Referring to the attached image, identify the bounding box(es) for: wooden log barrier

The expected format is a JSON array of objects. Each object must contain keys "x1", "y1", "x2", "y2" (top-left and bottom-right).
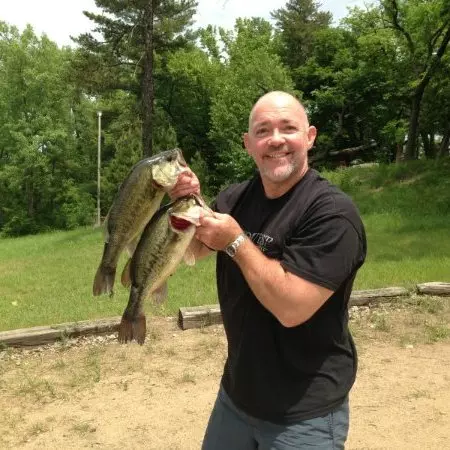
[
  {"x1": 0, "y1": 317, "x2": 121, "y2": 348},
  {"x1": 178, "y1": 287, "x2": 411, "y2": 330},
  {"x1": 178, "y1": 304, "x2": 222, "y2": 330},
  {"x1": 2, "y1": 284, "x2": 448, "y2": 346},
  {"x1": 349, "y1": 287, "x2": 409, "y2": 306},
  {"x1": 416, "y1": 282, "x2": 450, "y2": 296}
]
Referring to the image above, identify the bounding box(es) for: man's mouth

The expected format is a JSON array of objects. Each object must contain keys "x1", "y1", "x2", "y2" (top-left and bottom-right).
[{"x1": 266, "y1": 152, "x2": 290, "y2": 159}]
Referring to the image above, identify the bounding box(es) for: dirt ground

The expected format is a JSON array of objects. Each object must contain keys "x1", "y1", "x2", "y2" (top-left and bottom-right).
[{"x1": 0, "y1": 299, "x2": 449, "y2": 450}]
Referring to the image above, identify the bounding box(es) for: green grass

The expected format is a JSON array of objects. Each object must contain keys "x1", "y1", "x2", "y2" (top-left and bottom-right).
[
  {"x1": 323, "y1": 158, "x2": 450, "y2": 290},
  {"x1": 0, "y1": 227, "x2": 217, "y2": 331},
  {"x1": 0, "y1": 158, "x2": 449, "y2": 331}
]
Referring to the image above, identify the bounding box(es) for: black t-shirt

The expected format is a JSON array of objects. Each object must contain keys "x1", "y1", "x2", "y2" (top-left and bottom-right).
[{"x1": 214, "y1": 168, "x2": 367, "y2": 424}]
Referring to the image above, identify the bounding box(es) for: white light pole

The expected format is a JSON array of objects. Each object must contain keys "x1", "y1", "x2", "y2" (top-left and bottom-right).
[{"x1": 97, "y1": 111, "x2": 102, "y2": 227}]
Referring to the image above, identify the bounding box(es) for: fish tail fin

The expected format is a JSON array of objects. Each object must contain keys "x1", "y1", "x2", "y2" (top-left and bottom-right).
[
  {"x1": 93, "y1": 264, "x2": 116, "y2": 296},
  {"x1": 121, "y1": 258, "x2": 132, "y2": 288},
  {"x1": 118, "y1": 286, "x2": 146, "y2": 345}
]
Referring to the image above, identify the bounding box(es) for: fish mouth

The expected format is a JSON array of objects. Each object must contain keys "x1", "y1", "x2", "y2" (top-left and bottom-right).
[
  {"x1": 169, "y1": 214, "x2": 197, "y2": 231},
  {"x1": 168, "y1": 195, "x2": 211, "y2": 231}
]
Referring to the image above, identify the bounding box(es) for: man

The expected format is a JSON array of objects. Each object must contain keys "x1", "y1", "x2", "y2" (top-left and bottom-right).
[{"x1": 171, "y1": 91, "x2": 366, "y2": 449}]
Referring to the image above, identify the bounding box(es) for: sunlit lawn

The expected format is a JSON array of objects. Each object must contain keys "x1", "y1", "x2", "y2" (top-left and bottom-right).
[
  {"x1": 0, "y1": 227, "x2": 217, "y2": 331},
  {"x1": 0, "y1": 159, "x2": 449, "y2": 331}
]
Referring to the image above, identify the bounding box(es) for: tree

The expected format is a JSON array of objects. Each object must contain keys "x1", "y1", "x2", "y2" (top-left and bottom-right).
[
  {"x1": 380, "y1": 0, "x2": 450, "y2": 160},
  {"x1": 0, "y1": 23, "x2": 96, "y2": 235},
  {"x1": 272, "y1": 0, "x2": 332, "y2": 65},
  {"x1": 271, "y1": 0, "x2": 332, "y2": 86},
  {"x1": 207, "y1": 18, "x2": 295, "y2": 191},
  {"x1": 420, "y1": 52, "x2": 450, "y2": 159},
  {"x1": 162, "y1": 26, "x2": 222, "y2": 163},
  {"x1": 73, "y1": 0, "x2": 198, "y2": 156}
]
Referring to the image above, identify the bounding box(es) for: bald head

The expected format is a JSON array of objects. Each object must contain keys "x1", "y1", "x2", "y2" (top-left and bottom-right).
[{"x1": 248, "y1": 91, "x2": 309, "y2": 131}]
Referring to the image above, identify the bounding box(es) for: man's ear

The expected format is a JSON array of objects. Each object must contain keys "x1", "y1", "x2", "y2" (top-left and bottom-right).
[
  {"x1": 307, "y1": 126, "x2": 317, "y2": 150},
  {"x1": 243, "y1": 132, "x2": 250, "y2": 154}
]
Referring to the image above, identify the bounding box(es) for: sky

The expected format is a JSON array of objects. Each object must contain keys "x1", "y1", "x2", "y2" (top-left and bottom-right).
[{"x1": 0, "y1": 0, "x2": 367, "y2": 47}]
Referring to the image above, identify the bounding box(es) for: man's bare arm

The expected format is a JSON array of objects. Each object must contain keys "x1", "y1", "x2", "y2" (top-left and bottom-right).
[{"x1": 195, "y1": 213, "x2": 333, "y2": 327}]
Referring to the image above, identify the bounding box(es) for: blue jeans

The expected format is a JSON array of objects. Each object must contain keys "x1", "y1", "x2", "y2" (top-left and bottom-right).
[{"x1": 202, "y1": 386, "x2": 349, "y2": 450}]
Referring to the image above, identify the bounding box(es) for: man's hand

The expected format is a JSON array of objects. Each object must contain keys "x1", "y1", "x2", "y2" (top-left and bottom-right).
[
  {"x1": 195, "y1": 212, "x2": 244, "y2": 251},
  {"x1": 169, "y1": 169, "x2": 200, "y2": 199}
]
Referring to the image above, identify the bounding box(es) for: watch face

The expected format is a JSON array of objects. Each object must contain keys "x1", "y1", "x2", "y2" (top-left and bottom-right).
[
  {"x1": 225, "y1": 246, "x2": 235, "y2": 257},
  {"x1": 225, "y1": 234, "x2": 244, "y2": 257}
]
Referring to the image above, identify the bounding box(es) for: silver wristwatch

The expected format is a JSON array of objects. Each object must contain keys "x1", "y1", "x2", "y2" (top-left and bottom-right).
[{"x1": 224, "y1": 233, "x2": 246, "y2": 258}]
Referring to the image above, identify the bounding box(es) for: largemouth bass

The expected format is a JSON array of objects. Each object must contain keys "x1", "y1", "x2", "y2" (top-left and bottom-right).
[
  {"x1": 118, "y1": 194, "x2": 212, "y2": 344},
  {"x1": 93, "y1": 148, "x2": 188, "y2": 296}
]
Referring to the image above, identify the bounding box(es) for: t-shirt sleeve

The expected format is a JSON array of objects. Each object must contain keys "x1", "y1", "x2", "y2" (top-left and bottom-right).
[
  {"x1": 281, "y1": 214, "x2": 364, "y2": 291},
  {"x1": 213, "y1": 180, "x2": 251, "y2": 214}
]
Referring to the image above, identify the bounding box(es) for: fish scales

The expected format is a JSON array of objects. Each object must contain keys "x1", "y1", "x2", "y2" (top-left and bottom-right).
[
  {"x1": 118, "y1": 195, "x2": 209, "y2": 344},
  {"x1": 92, "y1": 148, "x2": 187, "y2": 296}
]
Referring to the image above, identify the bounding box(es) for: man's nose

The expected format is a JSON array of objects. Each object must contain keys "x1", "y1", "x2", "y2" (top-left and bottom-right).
[{"x1": 268, "y1": 129, "x2": 285, "y2": 146}]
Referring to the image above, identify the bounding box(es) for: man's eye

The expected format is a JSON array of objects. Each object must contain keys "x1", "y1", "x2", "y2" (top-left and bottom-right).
[
  {"x1": 284, "y1": 126, "x2": 298, "y2": 133},
  {"x1": 255, "y1": 129, "x2": 268, "y2": 136}
]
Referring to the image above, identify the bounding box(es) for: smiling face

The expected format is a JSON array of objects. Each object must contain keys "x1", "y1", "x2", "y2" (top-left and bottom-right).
[{"x1": 243, "y1": 92, "x2": 317, "y2": 197}]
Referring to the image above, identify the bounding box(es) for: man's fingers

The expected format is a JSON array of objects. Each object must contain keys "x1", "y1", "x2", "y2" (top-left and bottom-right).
[{"x1": 169, "y1": 170, "x2": 201, "y2": 199}]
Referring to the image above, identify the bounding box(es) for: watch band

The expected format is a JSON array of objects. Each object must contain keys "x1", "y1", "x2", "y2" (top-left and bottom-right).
[{"x1": 224, "y1": 233, "x2": 246, "y2": 258}]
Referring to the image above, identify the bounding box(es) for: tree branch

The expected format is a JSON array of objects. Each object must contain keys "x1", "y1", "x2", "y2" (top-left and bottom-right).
[
  {"x1": 430, "y1": 17, "x2": 450, "y2": 55},
  {"x1": 418, "y1": 22, "x2": 450, "y2": 92},
  {"x1": 386, "y1": 0, "x2": 415, "y2": 55}
]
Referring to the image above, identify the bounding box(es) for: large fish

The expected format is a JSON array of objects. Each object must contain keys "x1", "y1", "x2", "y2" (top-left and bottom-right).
[
  {"x1": 93, "y1": 148, "x2": 188, "y2": 297},
  {"x1": 118, "y1": 194, "x2": 212, "y2": 344}
]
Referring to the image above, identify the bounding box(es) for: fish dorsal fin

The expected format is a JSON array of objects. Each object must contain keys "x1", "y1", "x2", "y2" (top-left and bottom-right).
[
  {"x1": 152, "y1": 282, "x2": 168, "y2": 305},
  {"x1": 121, "y1": 258, "x2": 132, "y2": 288},
  {"x1": 183, "y1": 247, "x2": 196, "y2": 266}
]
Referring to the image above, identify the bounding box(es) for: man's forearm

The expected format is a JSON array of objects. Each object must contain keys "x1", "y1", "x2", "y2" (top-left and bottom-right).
[{"x1": 232, "y1": 238, "x2": 331, "y2": 327}]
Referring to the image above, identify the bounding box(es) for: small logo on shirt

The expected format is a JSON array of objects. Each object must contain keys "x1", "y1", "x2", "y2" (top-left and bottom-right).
[{"x1": 245, "y1": 232, "x2": 274, "y2": 253}]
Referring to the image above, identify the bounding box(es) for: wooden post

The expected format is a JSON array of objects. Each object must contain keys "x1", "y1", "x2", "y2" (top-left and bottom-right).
[{"x1": 416, "y1": 282, "x2": 450, "y2": 296}]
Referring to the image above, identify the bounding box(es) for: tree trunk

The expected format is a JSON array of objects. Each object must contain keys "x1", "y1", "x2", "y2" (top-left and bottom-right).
[
  {"x1": 438, "y1": 130, "x2": 450, "y2": 159},
  {"x1": 26, "y1": 180, "x2": 34, "y2": 219},
  {"x1": 404, "y1": 90, "x2": 424, "y2": 160},
  {"x1": 403, "y1": 19, "x2": 450, "y2": 160},
  {"x1": 421, "y1": 131, "x2": 436, "y2": 159},
  {"x1": 141, "y1": 0, "x2": 154, "y2": 157},
  {"x1": 395, "y1": 143, "x2": 404, "y2": 163}
]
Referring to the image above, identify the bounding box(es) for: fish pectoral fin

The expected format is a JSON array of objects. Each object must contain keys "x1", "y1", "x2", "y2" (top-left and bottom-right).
[
  {"x1": 126, "y1": 236, "x2": 140, "y2": 257},
  {"x1": 151, "y1": 282, "x2": 168, "y2": 305},
  {"x1": 103, "y1": 211, "x2": 111, "y2": 243},
  {"x1": 121, "y1": 258, "x2": 132, "y2": 288},
  {"x1": 183, "y1": 247, "x2": 196, "y2": 266}
]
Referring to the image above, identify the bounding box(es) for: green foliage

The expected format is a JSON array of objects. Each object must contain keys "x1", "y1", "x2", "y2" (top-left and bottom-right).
[
  {"x1": 189, "y1": 151, "x2": 212, "y2": 198},
  {"x1": 208, "y1": 18, "x2": 295, "y2": 191},
  {"x1": 271, "y1": 0, "x2": 333, "y2": 68},
  {"x1": 72, "y1": 0, "x2": 198, "y2": 156},
  {"x1": 1, "y1": 1, "x2": 450, "y2": 236},
  {"x1": 0, "y1": 24, "x2": 97, "y2": 236},
  {"x1": 322, "y1": 159, "x2": 450, "y2": 289},
  {"x1": 323, "y1": 159, "x2": 450, "y2": 216},
  {"x1": 56, "y1": 181, "x2": 96, "y2": 230},
  {"x1": 163, "y1": 44, "x2": 221, "y2": 163}
]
